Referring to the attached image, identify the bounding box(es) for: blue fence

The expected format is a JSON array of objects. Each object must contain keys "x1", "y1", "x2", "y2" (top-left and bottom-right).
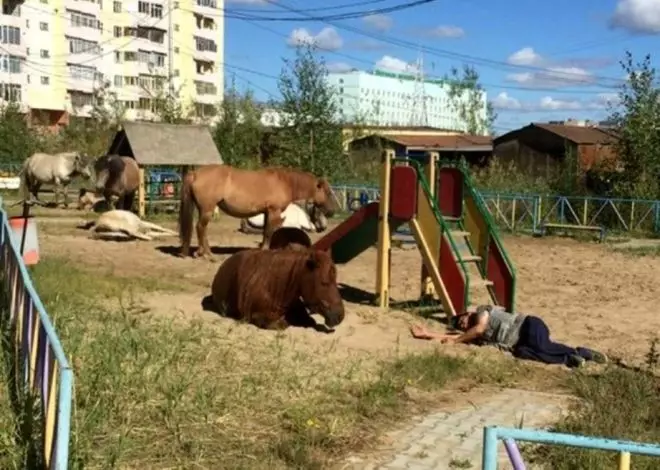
[
  {"x1": 1, "y1": 205, "x2": 73, "y2": 469},
  {"x1": 482, "y1": 426, "x2": 660, "y2": 469},
  {"x1": 331, "y1": 185, "x2": 660, "y2": 235}
]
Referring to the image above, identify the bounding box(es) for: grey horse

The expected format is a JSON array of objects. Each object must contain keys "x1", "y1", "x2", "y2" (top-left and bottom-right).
[{"x1": 20, "y1": 151, "x2": 92, "y2": 207}]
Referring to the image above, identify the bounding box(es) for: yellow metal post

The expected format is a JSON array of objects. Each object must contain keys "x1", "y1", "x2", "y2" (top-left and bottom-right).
[
  {"x1": 583, "y1": 198, "x2": 588, "y2": 225},
  {"x1": 137, "y1": 167, "x2": 146, "y2": 218},
  {"x1": 420, "y1": 151, "x2": 438, "y2": 299},
  {"x1": 511, "y1": 198, "x2": 517, "y2": 230},
  {"x1": 376, "y1": 150, "x2": 394, "y2": 308},
  {"x1": 618, "y1": 451, "x2": 631, "y2": 470}
]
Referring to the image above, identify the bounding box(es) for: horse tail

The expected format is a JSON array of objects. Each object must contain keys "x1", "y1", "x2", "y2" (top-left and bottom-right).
[
  {"x1": 178, "y1": 169, "x2": 197, "y2": 246},
  {"x1": 18, "y1": 161, "x2": 31, "y2": 201}
]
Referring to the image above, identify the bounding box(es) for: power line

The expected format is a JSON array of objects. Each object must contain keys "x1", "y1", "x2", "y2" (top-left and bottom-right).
[
  {"x1": 261, "y1": 0, "x2": 627, "y2": 85},
  {"x1": 224, "y1": 0, "x2": 437, "y2": 21},
  {"x1": 226, "y1": 15, "x2": 619, "y2": 95},
  {"x1": 227, "y1": 0, "x2": 391, "y2": 14}
]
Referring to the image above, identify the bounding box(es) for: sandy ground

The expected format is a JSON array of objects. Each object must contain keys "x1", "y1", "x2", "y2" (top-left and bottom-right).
[{"x1": 32, "y1": 211, "x2": 660, "y2": 366}]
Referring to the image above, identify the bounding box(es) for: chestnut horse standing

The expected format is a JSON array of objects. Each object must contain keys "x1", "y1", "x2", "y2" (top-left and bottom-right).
[
  {"x1": 211, "y1": 248, "x2": 345, "y2": 330},
  {"x1": 178, "y1": 164, "x2": 337, "y2": 258}
]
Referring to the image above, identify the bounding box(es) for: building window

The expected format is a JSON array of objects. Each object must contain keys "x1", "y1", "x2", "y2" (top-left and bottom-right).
[
  {"x1": 40, "y1": 49, "x2": 49, "y2": 58},
  {"x1": 114, "y1": 26, "x2": 121, "y2": 37},
  {"x1": 39, "y1": 22, "x2": 48, "y2": 31},
  {"x1": 151, "y1": 4, "x2": 162, "y2": 18},
  {"x1": 0, "y1": 26, "x2": 21, "y2": 45},
  {"x1": 174, "y1": 46, "x2": 179, "y2": 53},
  {"x1": 174, "y1": 24, "x2": 179, "y2": 31},
  {"x1": 0, "y1": 54, "x2": 22, "y2": 73},
  {"x1": 114, "y1": 75, "x2": 122, "y2": 87},
  {"x1": 114, "y1": 51, "x2": 121, "y2": 63},
  {"x1": 68, "y1": 37, "x2": 101, "y2": 54},
  {"x1": 68, "y1": 64, "x2": 98, "y2": 81},
  {"x1": 0, "y1": 83, "x2": 21, "y2": 102},
  {"x1": 68, "y1": 10, "x2": 102, "y2": 30},
  {"x1": 194, "y1": 36, "x2": 217, "y2": 52},
  {"x1": 41, "y1": 76, "x2": 49, "y2": 85},
  {"x1": 113, "y1": 1, "x2": 121, "y2": 12},
  {"x1": 124, "y1": 51, "x2": 137, "y2": 61}
]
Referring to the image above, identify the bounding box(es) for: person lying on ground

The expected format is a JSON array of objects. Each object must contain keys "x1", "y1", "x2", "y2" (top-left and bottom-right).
[{"x1": 410, "y1": 304, "x2": 608, "y2": 368}]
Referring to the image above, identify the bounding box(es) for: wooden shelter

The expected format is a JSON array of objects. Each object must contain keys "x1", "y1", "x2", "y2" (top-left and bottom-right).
[{"x1": 107, "y1": 121, "x2": 223, "y2": 216}]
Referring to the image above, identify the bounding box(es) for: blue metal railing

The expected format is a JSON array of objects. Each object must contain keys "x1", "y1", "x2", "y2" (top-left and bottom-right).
[
  {"x1": 330, "y1": 185, "x2": 660, "y2": 234},
  {"x1": 0, "y1": 203, "x2": 73, "y2": 469},
  {"x1": 482, "y1": 426, "x2": 660, "y2": 470}
]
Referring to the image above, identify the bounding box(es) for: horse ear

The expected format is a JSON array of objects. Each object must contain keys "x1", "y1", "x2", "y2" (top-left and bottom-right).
[{"x1": 305, "y1": 252, "x2": 319, "y2": 270}]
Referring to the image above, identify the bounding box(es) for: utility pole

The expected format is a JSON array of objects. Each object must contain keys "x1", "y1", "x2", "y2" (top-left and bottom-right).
[{"x1": 410, "y1": 52, "x2": 428, "y2": 127}]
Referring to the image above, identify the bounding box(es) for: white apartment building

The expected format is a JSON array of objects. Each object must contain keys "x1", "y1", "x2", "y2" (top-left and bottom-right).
[
  {"x1": 0, "y1": 0, "x2": 223, "y2": 126},
  {"x1": 326, "y1": 69, "x2": 488, "y2": 134}
]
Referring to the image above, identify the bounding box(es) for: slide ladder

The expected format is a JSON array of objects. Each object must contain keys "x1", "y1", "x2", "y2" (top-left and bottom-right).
[
  {"x1": 313, "y1": 152, "x2": 515, "y2": 317},
  {"x1": 429, "y1": 161, "x2": 516, "y2": 313}
]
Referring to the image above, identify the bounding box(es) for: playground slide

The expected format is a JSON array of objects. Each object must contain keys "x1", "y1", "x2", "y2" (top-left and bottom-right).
[{"x1": 314, "y1": 202, "x2": 405, "y2": 264}]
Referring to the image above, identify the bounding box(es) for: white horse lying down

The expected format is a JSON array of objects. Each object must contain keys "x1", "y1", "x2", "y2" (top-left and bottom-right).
[
  {"x1": 81, "y1": 210, "x2": 178, "y2": 241},
  {"x1": 239, "y1": 203, "x2": 315, "y2": 234}
]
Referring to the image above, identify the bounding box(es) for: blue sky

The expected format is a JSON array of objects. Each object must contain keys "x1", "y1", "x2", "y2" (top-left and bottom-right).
[{"x1": 223, "y1": 0, "x2": 660, "y2": 134}]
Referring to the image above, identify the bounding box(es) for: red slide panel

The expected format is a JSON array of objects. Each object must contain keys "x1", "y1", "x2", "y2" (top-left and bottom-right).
[
  {"x1": 439, "y1": 233, "x2": 466, "y2": 314},
  {"x1": 437, "y1": 168, "x2": 463, "y2": 219},
  {"x1": 390, "y1": 166, "x2": 418, "y2": 221},
  {"x1": 486, "y1": 239, "x2": 515, "y2": 312}
]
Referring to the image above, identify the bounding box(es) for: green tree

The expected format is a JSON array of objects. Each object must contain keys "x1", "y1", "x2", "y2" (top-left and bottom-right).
[
  {"x1": 0, "y1": 103, "x2": 38, "y2": 165},
  {"x1": 213, "y1": 78, "x2": 264, "y2": 168},
  {"x1": 608, "y1": 51, "x2": 660, "y2": 198},
  {"x1": 445, "y1": 65, "x2": 497, "y2": 136},
  {"x1": 275, "y1": 44, "x2": 345, "y2": 179}
]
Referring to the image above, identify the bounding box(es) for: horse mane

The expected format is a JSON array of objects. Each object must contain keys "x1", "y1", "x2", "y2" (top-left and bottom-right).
[
  {"x1": 268, "y1": 167, "x2": 321, "y2": 200},
  {"x1": 236, "y1": 249, "x2": 314, "y2": 314}
]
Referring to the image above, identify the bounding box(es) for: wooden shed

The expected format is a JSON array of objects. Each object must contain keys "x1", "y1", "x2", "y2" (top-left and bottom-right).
[
  {"x1": 107, "y1": 121, "x2": 223, "y2": 216},
  {"x1": 493, "y1": 123, "x2": 617, "y2": 177}
]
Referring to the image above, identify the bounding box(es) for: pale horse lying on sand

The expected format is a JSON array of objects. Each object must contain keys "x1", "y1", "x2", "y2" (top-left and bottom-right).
[
  {"x1": 239, "y1": 203, "x2": 322, "y2": 234},
  {"x1": 79, "y1": 210, "x2": 178, "y2": 241}
]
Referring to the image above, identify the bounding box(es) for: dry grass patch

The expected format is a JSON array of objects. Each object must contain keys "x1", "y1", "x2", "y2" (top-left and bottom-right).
[{"x1": 0, "y1": 256, "x2": 556, "y2": 469}]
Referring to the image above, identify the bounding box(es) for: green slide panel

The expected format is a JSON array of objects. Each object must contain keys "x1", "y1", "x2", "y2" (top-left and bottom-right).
[{"x1": 314, "y1": 202, "x2": 406, "y2": 264}]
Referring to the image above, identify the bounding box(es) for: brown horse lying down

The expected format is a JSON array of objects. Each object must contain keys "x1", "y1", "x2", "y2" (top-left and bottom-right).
[
  {"x1": 211, "y1": 248, "x2": 345, "y2": 330},
  {"x1": 268, "y1": 227, "x2": 312, "y2": 251},
  {"x1": 179, "y1": 164, "x2": 337, "y2": 259}
]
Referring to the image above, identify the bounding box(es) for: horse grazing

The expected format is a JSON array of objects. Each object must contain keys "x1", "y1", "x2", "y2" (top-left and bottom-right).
[
  {"x1": 178, "y1": 165, "x2": 338, "y2": 259},
  {"x1": 93, "y1": 155, "x2": 140, "y2": 211},
  {"x1": 21, "y1": 151, "x2": 92, "y2": 207},
  {"x1": 211, "y1": 248, "x2": 345, "y2": 330},
  {"x1": 268, "y1": 227, "x2": 312, "y2": 251}
]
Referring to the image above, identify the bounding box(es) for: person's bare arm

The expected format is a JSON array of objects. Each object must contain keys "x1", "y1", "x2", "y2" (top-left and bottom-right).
[{"x1": 450, "y1": 312, "x2": 489, "y2": 344}]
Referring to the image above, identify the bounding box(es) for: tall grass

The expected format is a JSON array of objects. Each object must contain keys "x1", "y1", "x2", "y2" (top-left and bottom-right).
[{"x1": 0, "y1": 257, "x2": 526, "y2": 469}]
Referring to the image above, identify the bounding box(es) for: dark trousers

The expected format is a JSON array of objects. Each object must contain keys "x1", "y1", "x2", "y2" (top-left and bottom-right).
[{"x1": 513, "y1": 316, "x2": 594, "y2": 365}]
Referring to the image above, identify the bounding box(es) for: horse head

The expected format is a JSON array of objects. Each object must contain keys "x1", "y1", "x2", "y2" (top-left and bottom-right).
[
  {"x1": 298, "y1": 250, "x2": 344, "y2": 328},
  {"x1": 72, "y1": 152, "x2": 92, "y2": 180},
  {"x1": 305, "y1": 201, "x2": 328, "y2": 233},
  {"x1": 311, "y1": 177, "x2": 338, "y2": 220}
]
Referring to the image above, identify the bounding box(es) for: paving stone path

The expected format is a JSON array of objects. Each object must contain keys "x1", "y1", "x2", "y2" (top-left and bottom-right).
[{"x1": 342, "y1": 388, "x2": 571, "y2": 470}]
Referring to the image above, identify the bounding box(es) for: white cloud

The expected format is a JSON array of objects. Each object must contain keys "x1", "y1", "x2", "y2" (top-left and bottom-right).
[
  {"x1": 538, "y1": 97, "x2": 583, "y2": 111},
  {"x1": 363, "y1": 14, "x2": 393, "y2": 31},
  {"x1": 492, "y1": 92, "x2": 522, "y2": 110},
  {"x1": 492, "y1": 92, "x2": 620, "y2": 112},
  {"x1": 326, "y1": 62, "x2": 354, "y2": 73},
  {"x1": 416, "y1": 25, "x2": 465, "y2": 38},
  {"x1": 610, "y1": 0, "x2": 660, "y2": 34},
  {"x1": 348, "y1": 39, "x2": 387, "y2": 51},
  {"x1": 507, "y1": 47, "x2": 543, "y2": 66},
  {"x1": 286, "y1": 27, "x2": 343, "y2": 51},
  {"x1": 374, "y1": 55, "x2": 420, "y2": 74},
  {"x1": 505, "y1": 47, "x2": 595, "y2": 88}
]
